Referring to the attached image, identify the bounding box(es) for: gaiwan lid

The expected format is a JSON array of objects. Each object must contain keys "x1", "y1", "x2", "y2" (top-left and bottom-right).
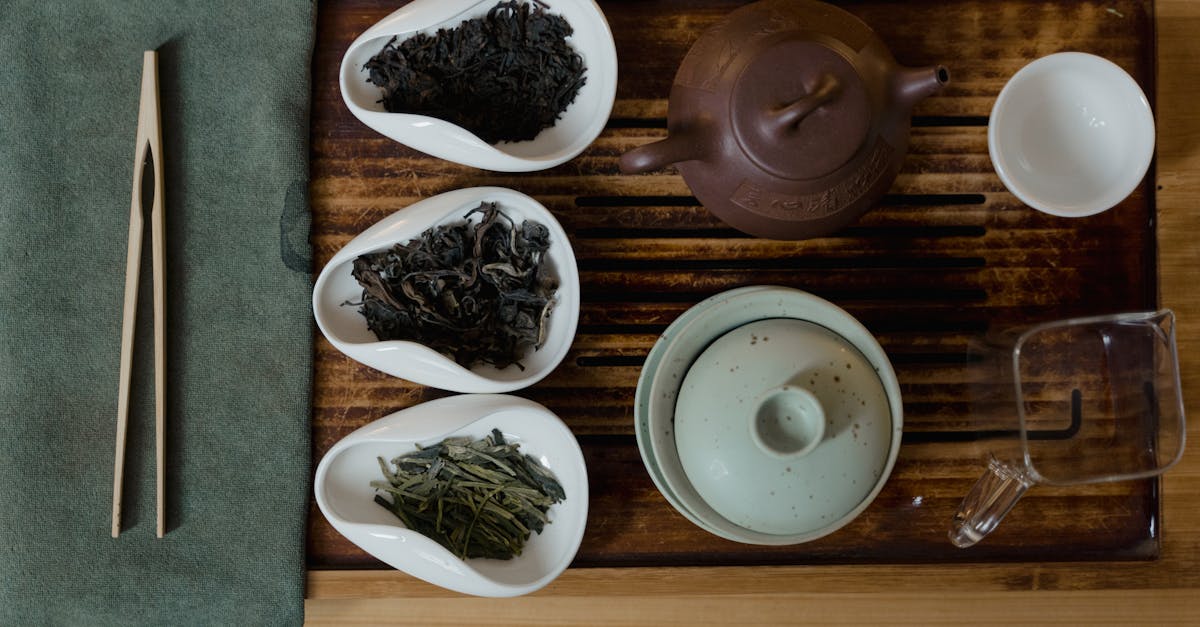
[{"x1": 674, "y1": 317, "x2": 894, "y2": 536}]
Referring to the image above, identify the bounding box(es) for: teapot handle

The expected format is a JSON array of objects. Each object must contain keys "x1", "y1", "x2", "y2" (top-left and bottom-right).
[
  {"x1": 619, "y1": 132, "x2": 704, "y2": 174},
  {"x1": 948, "y1": 454, "x2": 1033, "y2": 548}
]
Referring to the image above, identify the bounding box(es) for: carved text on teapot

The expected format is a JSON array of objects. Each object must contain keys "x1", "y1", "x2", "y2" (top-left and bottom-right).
[{"x1": 729, "y1": 137, "x2": 895, "y2": 221}]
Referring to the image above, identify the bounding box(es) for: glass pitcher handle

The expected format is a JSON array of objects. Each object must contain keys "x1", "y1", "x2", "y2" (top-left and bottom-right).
[{"x1": 948, "y1": 454, "x2": 1033, "y2": 548}]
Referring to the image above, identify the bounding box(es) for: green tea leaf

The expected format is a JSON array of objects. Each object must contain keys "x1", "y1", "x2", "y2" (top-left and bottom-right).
[{"x1": 372, "y1": 429, "x2": 566, "y2": 560}]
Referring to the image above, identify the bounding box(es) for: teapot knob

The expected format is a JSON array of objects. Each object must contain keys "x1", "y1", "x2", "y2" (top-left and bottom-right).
[
  {"x1": 760, "y1": 73, "x2": 842, "y2": 137},
  {"x1": 730, "y1": 40, "x2": 872, "y2": 181}
]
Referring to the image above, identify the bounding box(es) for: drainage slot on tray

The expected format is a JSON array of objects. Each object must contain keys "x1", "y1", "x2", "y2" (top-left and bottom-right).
[
  {"x1": 581, "y1": 287, "x2": 989, "y2": 304},
  {"x1": 878, "y1": 193, "x2": 988, "y2": 207},
  {"x1": 605, "y1": 117, "x2": 668, "y2": 129},
  {"x1": 576, "y1": 317, "x2": 989, "y2": 337},
  {"x1": 575, "y1": 195, "x2": 699, "y2": 207},
  {"x1": 578, "y1": 256, "x2": 987, "y2": 271},
  {"x1": 575, "y1": 224, "x2": 987, "y2": 239},
  {"x1": 606, "y1": 115, "x2": 990, "y2": 129},
  {"x1": 575, "y1": 354, "x2": 647, "y2": 368},
  {"x1": 577, "y1": 323, "x2": 673, "y2": 336},
  {"x1": 575, "y1": 193, "x2": 986, "y2": 209},
  {"x1": 912, "y1": 115, "x2": 990, "y2": 127},
  {"x1": 887, "y1": 352, "x2": 988, "y2": 365}
]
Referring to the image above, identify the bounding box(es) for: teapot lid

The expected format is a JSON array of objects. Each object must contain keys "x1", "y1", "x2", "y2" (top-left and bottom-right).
[{"x1": 732, "y1": 38, "x2": 871, "y2": 181}]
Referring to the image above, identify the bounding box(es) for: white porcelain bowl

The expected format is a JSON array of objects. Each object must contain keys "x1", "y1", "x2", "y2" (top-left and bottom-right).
[
  {"x1": 313, "y1": 187, "x2": 580, "y2": 393},
  {"x1": 314, "y1": 394, "x2": 588, "y2": 597},
  {"x1": 989, "y1": 52, "x2": 1155, "y2": 217},
  {"x1": 635, "y1": 286, "x2": 903, "y2": 545},
  {"x1": 339, "y1": 0, "x2": 617, "y2": 171}
]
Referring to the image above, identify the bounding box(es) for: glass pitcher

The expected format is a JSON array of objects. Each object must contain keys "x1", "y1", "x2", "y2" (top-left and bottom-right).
[{"x1": 949, "y1": 310, "x2": 1187, "y2": 548}]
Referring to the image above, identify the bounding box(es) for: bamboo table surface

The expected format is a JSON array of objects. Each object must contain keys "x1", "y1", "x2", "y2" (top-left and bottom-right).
[{"x1": 305, "y1": 0, "x2": 1200, "y2": 623}]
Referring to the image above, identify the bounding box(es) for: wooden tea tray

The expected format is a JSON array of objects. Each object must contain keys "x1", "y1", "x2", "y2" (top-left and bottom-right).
[{"x1": 308, "y1": 0, "x2": 1159, "y2": 570}]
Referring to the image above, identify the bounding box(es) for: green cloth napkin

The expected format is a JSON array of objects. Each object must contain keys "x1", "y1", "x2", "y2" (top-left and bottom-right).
[{"x1": 0, "y1": 2, "x2": 315, "y2": 624}]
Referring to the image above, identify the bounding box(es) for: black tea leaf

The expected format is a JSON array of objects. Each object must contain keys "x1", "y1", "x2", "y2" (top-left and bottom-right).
[
  {"x1": 362, "y1": 0, "x2": 587, "y2": 144},
  {"x1": 348, "y1": 201, "x2": 558, "y2": 370}
]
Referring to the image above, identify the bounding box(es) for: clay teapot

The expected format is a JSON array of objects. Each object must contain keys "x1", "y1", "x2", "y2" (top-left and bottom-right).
[{"x1": 619, "y1": 0, "x2": 949, "y2": 240}]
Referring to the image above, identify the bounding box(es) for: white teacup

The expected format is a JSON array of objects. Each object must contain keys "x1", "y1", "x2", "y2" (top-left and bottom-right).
[{"x1": 988, "y1": 52, "x2": 1155, "y2": 217}]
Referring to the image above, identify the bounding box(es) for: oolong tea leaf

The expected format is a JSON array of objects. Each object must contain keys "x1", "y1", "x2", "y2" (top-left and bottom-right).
[
  {"x1": 349, "y1": 201, "x2": 557, "y2": 370},
  {"x1": 362, "y1": 0, "x2": 587, "y2": 144},
  {"x1": 371, "y1": 429, "x2": 566, "y2": 560}
]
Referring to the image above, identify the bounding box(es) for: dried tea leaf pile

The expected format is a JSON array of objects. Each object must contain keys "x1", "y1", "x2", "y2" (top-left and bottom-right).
[
  {"x1": 362, "y1": 0, "x2": 587, "y2": 144},
  {"x1": 372, "y1": 429, "x2": 567, "y2": 560},
  {"x1": 349, "y1": 201, "x2": 557, "y2": 370}
]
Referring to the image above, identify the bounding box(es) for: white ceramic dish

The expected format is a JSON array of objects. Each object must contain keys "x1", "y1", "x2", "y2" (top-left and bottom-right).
[
  {"x1": 339, "y1": 0, "x2": 618, "y2": 172},
  {"x1": 313, "y1": 394, "x2": 588, "y2": 597},
  {"x1": 636, "y1": 286, "x2": 903, "y2": 545},
  {"x1": 312, "y1": 187, "x2": 580, "y2": 393},
  {"x1": 989, "y1": 51, "x2": 1155, "y2": 217}
]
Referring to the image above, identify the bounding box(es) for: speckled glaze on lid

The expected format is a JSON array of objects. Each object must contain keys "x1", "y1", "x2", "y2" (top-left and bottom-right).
[{"x1": 674, "y1": 318, "x2": 892, "y2": 536}]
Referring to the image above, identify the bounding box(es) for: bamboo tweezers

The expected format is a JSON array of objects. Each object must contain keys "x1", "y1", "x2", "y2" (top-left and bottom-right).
[{"x1": 112, "y1": 51, "x2": 165, "y2": 538}]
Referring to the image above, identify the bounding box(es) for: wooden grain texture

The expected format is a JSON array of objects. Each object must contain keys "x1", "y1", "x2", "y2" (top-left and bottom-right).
[
  {"x1": 305, "y1": 588, "x2": 1200, "y2": 626},
  {"x1": 307, "y1": 0, "x2": 1200, "y2": 622},
  {"x1": 307, "y1": 0, "x2": 1162, "y2": 572}
]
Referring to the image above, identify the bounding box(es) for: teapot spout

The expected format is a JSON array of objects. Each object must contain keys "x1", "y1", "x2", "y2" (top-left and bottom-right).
[
  {"x1": 948, "y1": 454, "x2": 1032, "y2": 548},
  {"x1": 892, "y1": 64, "x2": 950, "y2": 111}
]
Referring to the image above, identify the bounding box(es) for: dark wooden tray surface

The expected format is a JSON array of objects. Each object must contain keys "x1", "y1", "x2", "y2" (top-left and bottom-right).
[{"x1": 307, "y1": 0, "x2": 1159, "y2": 568}]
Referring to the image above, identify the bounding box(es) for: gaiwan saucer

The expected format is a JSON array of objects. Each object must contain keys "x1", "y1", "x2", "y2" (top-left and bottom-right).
[
  {"x1": 636, "y1": 286, "x2": 903, "y2": 545},
  {"x1": 312, "y1": 187, "x2": 580, "y2": 393},
  {"x1": 339, "y1": 0, "x2": 618, "y2": 171},
  {"x1": 314, "y1": 394, "x2": 588, "y2": 597}
]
